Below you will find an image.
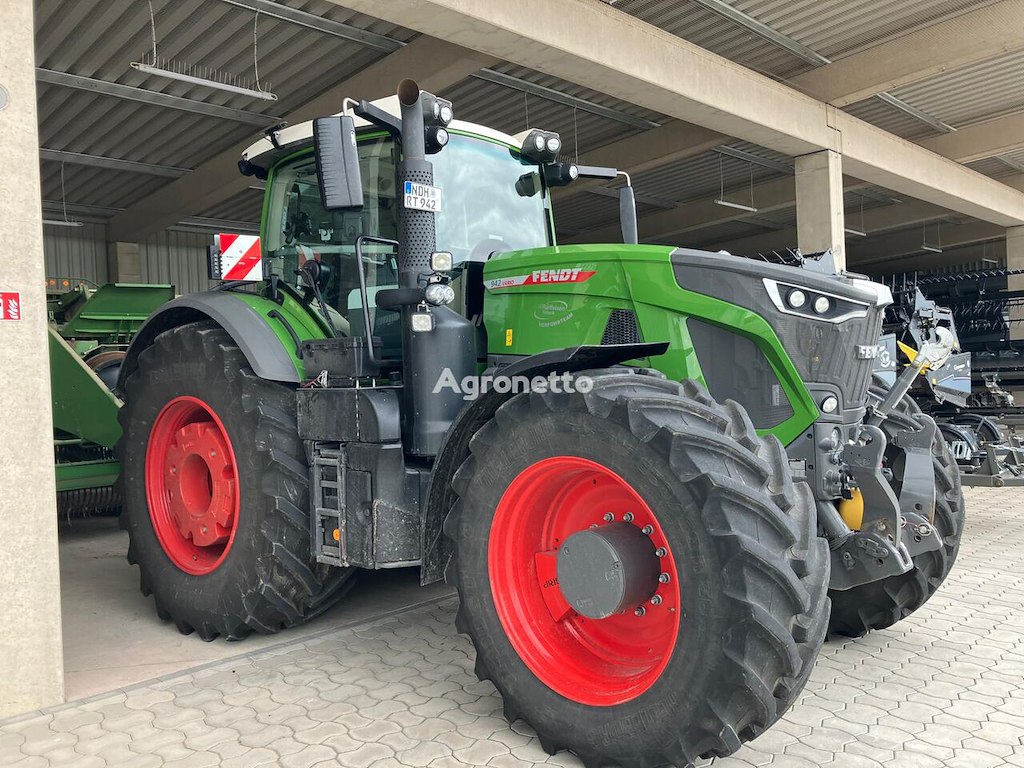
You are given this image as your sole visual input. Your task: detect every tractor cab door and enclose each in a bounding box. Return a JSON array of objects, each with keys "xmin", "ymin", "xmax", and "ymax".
[{"xmin": 265, "ymin": 137, "xmax": 404, "ymax": 356}]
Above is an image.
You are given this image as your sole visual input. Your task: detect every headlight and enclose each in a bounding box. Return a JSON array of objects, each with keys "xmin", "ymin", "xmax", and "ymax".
[
  {"xmin": 763, "ymin": 279, "xmax": 871, "ymax": 324},
  {"xmin": 425, "ymin": 126, "xmax": 449, "ymax": 154},
  {"xmin": 516, "ymin": 129, "xmax": 562, "ymax": 163},
  {"xmin": 820, "ymin": 395, "xmax": 838, "ymax": 414},
  {"xmin": 430, "ymin": 251, "xmax": 454, "ymax": 272},
  {"xmin": 424, "ymin": 96, "xmax": 454, "ymax": 127},
  {"xmin": 410, "ymin": 312, "xmax": 434, "ymax": 332},
  {"xmin": 424, "ymin": 283, "xmax": 456, "ymax": 306}
]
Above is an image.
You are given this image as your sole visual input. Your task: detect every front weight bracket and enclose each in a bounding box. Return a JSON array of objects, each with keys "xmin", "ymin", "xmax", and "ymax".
[{"xmin": 830, "ymin": 425, "xmax": 914, "ymax": 591}]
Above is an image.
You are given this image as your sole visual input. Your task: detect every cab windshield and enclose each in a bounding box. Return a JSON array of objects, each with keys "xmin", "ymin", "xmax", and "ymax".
[{"xmin": 263, "ymin": 132, "xmax": 550, "ymax": 327}]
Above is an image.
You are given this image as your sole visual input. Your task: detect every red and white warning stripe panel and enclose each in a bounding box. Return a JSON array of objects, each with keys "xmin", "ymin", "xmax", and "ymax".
[
  {"xmin": 484, "ymin": 268, "xmax": 596, "ymax": 290},
  {"xmin": 216, "ymin": 234, "xmax": 264, "ymax": 282}
]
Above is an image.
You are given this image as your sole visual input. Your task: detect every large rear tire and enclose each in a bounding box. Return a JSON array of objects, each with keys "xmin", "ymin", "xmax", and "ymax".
[
  {"xmin": 446, "ymin": 372, "xmax": 830, "ymax": 768},
  {"xmin": 118, "ymin": 321, "xmax": 355, "ymax": 640},
  {"xmin": 827, "ymin": 379, "xmax": 965, "ymax": 637}
]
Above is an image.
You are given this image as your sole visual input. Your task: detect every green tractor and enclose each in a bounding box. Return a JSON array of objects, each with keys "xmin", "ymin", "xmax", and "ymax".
[{"xmin": 117, "ymin": 80, "xmax": 964, "ymax": 767}]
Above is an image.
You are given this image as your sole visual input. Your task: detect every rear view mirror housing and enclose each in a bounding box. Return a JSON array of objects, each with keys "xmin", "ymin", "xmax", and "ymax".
[
  {"xmin": 313, "ymin": 116, "xmax": 364, "ymax": 210},
  {"xmin": 619, "ymin": 185, "xmax": 638, "ymax": 245}
]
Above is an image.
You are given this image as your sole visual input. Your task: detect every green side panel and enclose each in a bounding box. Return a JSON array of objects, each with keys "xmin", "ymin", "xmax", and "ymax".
[
  {"xmin": 483, "ymin": 244, "xmax": 818, "ymax": 444},
  {"xmin": 230, "ymin": 290, "xmax": 332, "ymax": 378},
  {"xmin": 61, "ymin": 283, "xmax": 176, "ymax": 342},
  {"xmin": 48, "ymin": 326, "xmax": 122, "ymax": 448},
  {"xmin": 483, "ymin": 244, "xmax": 667, "ymax": 354},
  {"xmin": 55, "ymin": 459, "xmax": 120, "ymax": 492}
]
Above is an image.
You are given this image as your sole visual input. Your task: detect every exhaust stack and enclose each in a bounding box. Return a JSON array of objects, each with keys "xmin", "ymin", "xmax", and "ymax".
[
  {"xmin": 394, "ymin": 80, "xmax": 475, "ymax": 457},
  {"xmin": 396, "ymin": 79, "xmax": 435, "ymax": 288}
]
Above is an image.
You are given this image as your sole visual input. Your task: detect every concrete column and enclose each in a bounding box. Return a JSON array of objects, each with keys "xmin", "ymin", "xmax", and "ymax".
[
  {"xmin": 0, "ymin": 0, "xmax": 65, "ymax": 715},
  {"xmin": 1008, "ymin": 227, "xmax": 1024, "ymax": 342},
  {"xmin": 796, "ymin": 150, "xmax": 846, "ymax": 269},
  {"xmin": 107, "ymin": 241, "xmax": 142, "ymax": 283}
]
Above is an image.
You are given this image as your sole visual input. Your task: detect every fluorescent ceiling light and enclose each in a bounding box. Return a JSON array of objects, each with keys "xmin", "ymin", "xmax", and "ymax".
[
  {"xmin": 131, "ymin": 63, "xmax": 277, "ymax": 102},
  {"xmin": 43, "ymin": 219, "xmax": 84, "ymax": 227},
  {"xmin": 714, "ymin": 199, "xmax": 758, "ymax": 213},
  {"xmin": 921, "ymin": 244, "xmax": 943, "ymax": 254},
  {"xmin": 844, "ymin": 228, "xmax": 867, "ymax": 237}
]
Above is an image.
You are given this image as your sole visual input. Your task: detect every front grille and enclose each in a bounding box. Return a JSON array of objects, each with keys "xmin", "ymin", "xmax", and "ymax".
[
  {"xmin": 779, "ymin": 312, "xmax": 880, "ymax": 408},
  {"xmin": 688, "ymin": 319, "xmax": 794, "ymax": 428},
  {"xmin": 671, "ymin": 250, "xmax": 885, "ymax": 410},
  {"xmin": 601, "ymin": 309, "xmax": 642, "ymax": 345}
]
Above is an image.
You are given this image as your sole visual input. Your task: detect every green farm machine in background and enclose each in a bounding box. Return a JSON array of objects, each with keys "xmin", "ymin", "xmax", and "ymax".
[
  {"xmin": 113, "ymin": 81, "xmax": 965, "ymax": 768},
  {"xmin": 48, "ymin": 280, "xmax": 174, "ymax": 515}
]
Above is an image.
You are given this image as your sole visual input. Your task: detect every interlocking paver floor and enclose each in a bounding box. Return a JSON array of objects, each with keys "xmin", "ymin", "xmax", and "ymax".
[{"xmin": 3, "ymin": 487, "xmax": 1023, "ymax": 767}]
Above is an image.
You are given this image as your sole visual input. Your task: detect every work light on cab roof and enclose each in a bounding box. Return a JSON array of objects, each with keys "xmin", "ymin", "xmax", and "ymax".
[
  {"xmin": 421, "ymin": 90, "xmax": 453, "ymax": 154},
  {"xmin": 516, "ymin": 128, "xmax": 561, "ymax": 163}
]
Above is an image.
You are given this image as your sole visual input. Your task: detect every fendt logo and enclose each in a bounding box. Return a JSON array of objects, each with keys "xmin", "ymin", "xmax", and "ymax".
[
  {"xmin": 484, "ymin": 268, "xmax": 596, "ymax": 290},
  {"xmin": 530, "ymin": 268, "xmax": 593, "ymax": 284}
]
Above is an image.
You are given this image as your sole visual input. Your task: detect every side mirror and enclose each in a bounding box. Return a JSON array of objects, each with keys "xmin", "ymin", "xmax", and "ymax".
[
  {"xmin": 619, "ymin": 185, "xmax": 638, "ymax": 245},
  {"xmin": 313, "ymin": 116, "xmax": 363, "ymax": 210}
]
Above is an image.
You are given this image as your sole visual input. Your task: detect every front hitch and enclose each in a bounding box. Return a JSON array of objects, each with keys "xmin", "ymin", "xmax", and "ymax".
[
  {"xmin": 829, "ymin": 425, "xmax": 914, "ymax": 591},
  {"xmin": 822, "ymin": 289, "xmax": 955, "ymax": 591},
  {"xmin": 826, "ymin": 414, "xmax": 944, "ymax": 590},
  {"xmin": 891, "ymin": 415, "xmax": 938, "ymax": 520}
]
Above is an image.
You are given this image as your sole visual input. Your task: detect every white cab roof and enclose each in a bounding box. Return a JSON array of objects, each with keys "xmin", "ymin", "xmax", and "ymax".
[{"xmin": 241, "ymin": 95, "xmax": 524, "ymax": 166}]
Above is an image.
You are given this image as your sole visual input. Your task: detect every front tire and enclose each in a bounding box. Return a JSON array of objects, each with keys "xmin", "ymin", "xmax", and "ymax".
[
  {"xmin": 118, "ymin": 321, "xmax": 355, "ymax": 640},
  {"xmin": 827, "ymin": 380, "xmax": 965, "ymax": 637},
  {"xmin": 446, "ymin": 373, "xmax": 830, "ymax": 768}
]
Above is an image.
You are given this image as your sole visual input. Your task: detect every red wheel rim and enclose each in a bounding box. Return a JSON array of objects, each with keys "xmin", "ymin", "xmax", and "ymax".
[
  {"xmin": 488, "ymin": 456, "xmax": 681, "ymax": 706},
  {"xmin": 145, "ymin": 396, "xmax": 240, "ymax": 575}
]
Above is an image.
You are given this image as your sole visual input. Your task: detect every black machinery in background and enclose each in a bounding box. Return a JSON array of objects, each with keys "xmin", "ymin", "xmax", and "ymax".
[
  {"xmin": 880, "ymin": 269, "xmax": 1024, "ymax": 486},
  {"xmin": 888, "ymin": 268, "xmax": 1024, "ymax": 394}
]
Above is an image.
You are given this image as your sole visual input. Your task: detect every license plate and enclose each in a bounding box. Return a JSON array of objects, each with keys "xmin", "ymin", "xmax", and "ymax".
[{"xmin": 403, "ymin": 181, "xmax": 443, "ymax": 212}]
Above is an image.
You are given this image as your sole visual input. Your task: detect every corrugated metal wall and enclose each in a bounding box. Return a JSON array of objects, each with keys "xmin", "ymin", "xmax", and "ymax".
[
  {"xmin": 42, "ymin": 223, "xmax": 214, "ymax": 295},
  {"xmin": 139, "ymin": 230, "xmax": 215, "ymax": 295},
  {"xmin": 44, "ymin": 222, "xmax": 108, "ymax": 286}
]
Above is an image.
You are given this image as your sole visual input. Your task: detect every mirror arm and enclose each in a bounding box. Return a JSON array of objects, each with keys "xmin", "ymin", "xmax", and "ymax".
[
  {"xmin": 573, "ymin": 164, "xmax": 619, "ymax": 180},
  {"xmin": 354, "ymin": 100, "xmax": 402, "ymax": 139}
]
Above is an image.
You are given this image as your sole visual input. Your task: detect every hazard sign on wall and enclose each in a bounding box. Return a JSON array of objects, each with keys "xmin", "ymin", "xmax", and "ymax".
[{"xmin": 0, "ymin": 292, "xmax": 21, "ymax": 321}]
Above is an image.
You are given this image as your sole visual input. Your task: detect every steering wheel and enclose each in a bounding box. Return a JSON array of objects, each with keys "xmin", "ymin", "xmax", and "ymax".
[{"xmin": 284, "ymin": 210, "xmax": 313, "ymax": 245}]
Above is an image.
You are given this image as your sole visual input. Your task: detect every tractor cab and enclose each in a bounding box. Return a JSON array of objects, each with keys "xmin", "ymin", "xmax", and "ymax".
[
  {"xmin": 238, "ymin": 92, "xmax": 638, "ymax": 372},
  {"xmin": 241, "ymin": 98, "xmax": 556, "ymax": 357}
]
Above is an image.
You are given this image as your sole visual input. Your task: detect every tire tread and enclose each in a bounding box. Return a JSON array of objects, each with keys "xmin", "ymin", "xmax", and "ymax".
[{"xmin": 445, "ymin": 371, "xmax": 830, "ymax": 768}]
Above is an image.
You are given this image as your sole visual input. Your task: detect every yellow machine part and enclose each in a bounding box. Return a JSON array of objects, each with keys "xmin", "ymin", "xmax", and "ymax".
[
  {"xmin": 838, "ymin": 490, "xmax": 864, "ymax": 531},
  {"xmin": 897, "ymin": 340, "xmax": 918, "ymax": 363}
]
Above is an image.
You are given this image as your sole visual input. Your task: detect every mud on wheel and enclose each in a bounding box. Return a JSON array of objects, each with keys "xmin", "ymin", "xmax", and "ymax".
[
  {"xmin": 446, "ymin": 371, "xmax": 831, "ymax": 768},
  {"xmin": 118, "ymin": 321, "xmax": 354, "ymax": 640},
  {"xmin": 828, "ymin": 377, "xmax": 965, "ymax": 637}
]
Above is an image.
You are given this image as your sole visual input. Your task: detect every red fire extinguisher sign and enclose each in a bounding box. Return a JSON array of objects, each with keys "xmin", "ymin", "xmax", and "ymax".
[{"xmin": 0, "ymin": 292, "xmax": 21, "ymax": 321}]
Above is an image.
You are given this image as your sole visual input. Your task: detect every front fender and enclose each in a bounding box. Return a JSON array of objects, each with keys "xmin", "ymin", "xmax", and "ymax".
[{"xmin": 118, "ymin": 291, "xmax": 320, "ymax": 390}]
